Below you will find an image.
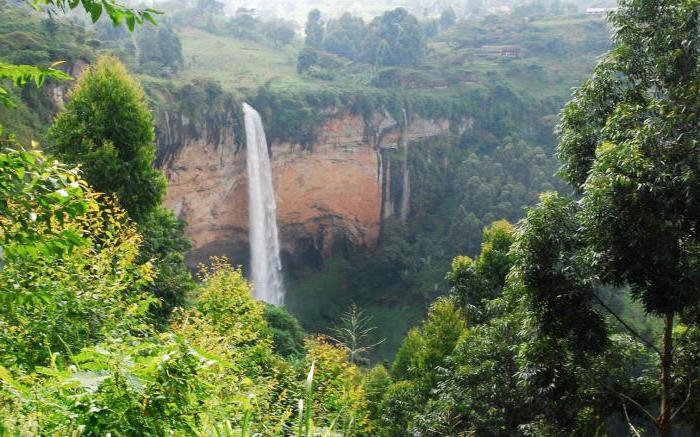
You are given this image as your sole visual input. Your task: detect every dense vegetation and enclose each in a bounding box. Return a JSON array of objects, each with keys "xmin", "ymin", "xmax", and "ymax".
[
  {"xmin": 1, "ymin": 39, "xmax": 373, "ymax": 435},
  {"xmin": 1, "ymin": 0, "xmax": 699, "ymax": 435},
  {"xmin": 300, "ymin": 8, "xmax": 427, "ymax": 69}
]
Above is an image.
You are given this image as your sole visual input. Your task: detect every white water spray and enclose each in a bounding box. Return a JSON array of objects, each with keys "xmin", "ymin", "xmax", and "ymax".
[{"xmin": 243, "ymin": 103, "xmax": 284, "ymax": 305}]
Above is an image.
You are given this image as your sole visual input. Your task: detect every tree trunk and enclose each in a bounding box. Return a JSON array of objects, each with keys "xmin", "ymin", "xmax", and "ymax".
[{"xmin": 658, "ymin": 312, "xmax": 674, "ymax": 437}]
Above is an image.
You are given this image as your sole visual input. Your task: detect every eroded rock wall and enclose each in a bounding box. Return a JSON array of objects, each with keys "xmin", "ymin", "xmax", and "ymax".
[{"xmin": 158, "ymin": 106, "xmax": 462, "ymax": 267}]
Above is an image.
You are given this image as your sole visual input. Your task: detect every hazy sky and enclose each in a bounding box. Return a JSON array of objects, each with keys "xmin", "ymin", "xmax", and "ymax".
[
  {"xmin": 218, "ymin": 0, "xmax": 463, "ymax": 22},
  {"xmin": 143, "ymin": 0, "xmax": 616, "ymax": 25},
  {"xmin": 210, "ymin": 0, "xmax": 615, "ymax": 23}
]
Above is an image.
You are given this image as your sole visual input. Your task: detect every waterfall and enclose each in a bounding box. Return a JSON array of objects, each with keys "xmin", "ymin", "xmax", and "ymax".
[
  {"xmin": 243, "ymin": 103, "xmax": 285, "ymax": 306},
  {"xmin": 399, "ymin": 107, "xmax": 410, "ymax": 222}
]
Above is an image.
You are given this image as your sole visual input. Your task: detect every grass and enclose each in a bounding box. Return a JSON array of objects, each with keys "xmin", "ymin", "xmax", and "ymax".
[{"xmin": 177, "ymin": 26, "xmax": 309, "ymax": 92}]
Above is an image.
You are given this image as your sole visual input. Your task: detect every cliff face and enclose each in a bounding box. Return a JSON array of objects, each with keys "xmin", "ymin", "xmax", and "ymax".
[{"xmin": 158, "ymin": 105, "xmax": 464, "ymax": 268}]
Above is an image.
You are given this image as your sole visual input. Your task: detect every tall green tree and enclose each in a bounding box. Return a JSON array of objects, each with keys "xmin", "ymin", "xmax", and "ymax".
[
  {"xmin": 304, "ymin": 9, "xmax": 324, "ymax": 49},
  {"xmin": 361, "ymin": 8, "xmax": 426, "ymax": 67},
  {"xmin": 518, "ymin": 1, "xmax": 700, "ymax": 434},
  {"xmin": 48, "ymin": 56, "xmax": 194, "ymax": 322},
  {"xmin": 49, "ymin": 56, "xmax": 165, "ymax": 221},
  {"xmin": 323, "ymin": 13, "xmax": 366, "ymax": 60}
]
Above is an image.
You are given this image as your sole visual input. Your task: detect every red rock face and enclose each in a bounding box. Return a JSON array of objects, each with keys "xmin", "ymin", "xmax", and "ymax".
[
  {"xmin": 161, "ymin": 109, "xmax": 459, "ymax": 264},
  {"xmin": 273, "ymin": 132, "xmax": 382, "ymax": 257}
]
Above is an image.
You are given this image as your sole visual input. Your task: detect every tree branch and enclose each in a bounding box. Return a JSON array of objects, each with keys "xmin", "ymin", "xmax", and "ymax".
[
  {"xmin": 671, "ymin": 380, "xmax": 693, "ymax": 421},
  {"xmin": 622, "ymin": 400, "xmax": 642, "ymax": 437},
  {"xmin": 608, "ymin": 387, "xmax": 659, "ymax": 429},
  {"xmin": 593, "ymin": 292, "xmax": 662, "ymax": 356}
]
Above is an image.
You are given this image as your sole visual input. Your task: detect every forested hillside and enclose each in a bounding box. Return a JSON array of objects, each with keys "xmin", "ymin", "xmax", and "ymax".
[{"xmin": 1, "ymin": 0, "xmax": 699, "ymax": 435}]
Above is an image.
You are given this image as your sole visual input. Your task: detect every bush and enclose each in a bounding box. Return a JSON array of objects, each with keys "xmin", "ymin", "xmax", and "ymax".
[{"xmin": 264, "ymin": 304, "xmax": 306, "ymax": 358}]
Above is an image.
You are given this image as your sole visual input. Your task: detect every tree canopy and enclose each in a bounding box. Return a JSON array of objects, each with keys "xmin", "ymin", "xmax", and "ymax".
[
  {"xmin": 519, "ymin": 0, "xmax": 700, "ymax": 433},
  {"xmin": 48, "ymin": 55, "xmax": 165, "ymax": 222}
]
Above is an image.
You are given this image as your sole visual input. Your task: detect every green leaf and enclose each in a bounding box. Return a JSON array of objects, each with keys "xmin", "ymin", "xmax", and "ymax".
[
  {"xmin": 90, "ymin": 3, "xmax": 102, "ymax": 22},
  {"xmin": 126, "ymin": 14, "xmax": 135, "ymax": 31},
  {"xmin": 142, "ymin": 11, "xmax": 157, "ymax": 26}
]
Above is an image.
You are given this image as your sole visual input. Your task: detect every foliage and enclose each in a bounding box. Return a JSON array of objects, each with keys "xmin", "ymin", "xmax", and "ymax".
[
  {"xmin": 379, "ymin": 216, "xmax": 657, "ymax": 435},
  {"xmin": 439, "ymin": 7, "xmax": 457, "ymax": 29},
  {"xmin": 171, "ymin": 258, "xmax": 300, "ymax": 431},
  {"xmin": 193, "ymin": 258, "xmax": 273, "ymax": 371},
  {"xmin": 297, "ymin": 48, "xmax": 319, "ymax": 74},
  {"xmin": 447, "ymin": 220, "xmax": 514, "ymax": 323},
  {"xmin": 0, "ymin": 146, "xmax": 89, "ymax": 267},
  {"xmin": 303, "ymin": 336, "xmax": 370, "ymax": 434},
  {"xmin": 0, "ymin": 61, "xmax": 69, "ymax": 108},
  {"xmin": 528, "ymin": 0, "xmax": 700, "ymax": 433},
  {"xmin": 48, "ymin": 55, "xmax": 193, "ymax": 324},
  {"xmin": 219, "ymin": 9, "xmax": 296, "ymax": 48},
  {"xmin": 304, "ymin": 9, "xmax": 324, "ymax": 49},
  {"xmin": 330, "ymin": 303, "xmax": 385, "ymax": 366},
  {"xmin": 511, "ymin": 1, "xmax": 700, "ymax": 433},
  {"xmin": 301, "ymin": 8, "xmax": 425, "ymax": 67},
  {"xmin": 0, "ymin": 146, "xmax": 154, "ymax": 370},
  {"xmin": 0, "ymin": 1, "xmax": 101, "ymax": 141},
  {"xmin": 0, "ymin": 4, "xmax": 381, "ymax": 436},
  {"xmin": 264, "ymin": 304, "xmax": 306, "ymax": 359},
  {"xmin": 137, "ymin": 206, "xmax": 195, "ymax": 323},
  {"xmin": 0, "ymin": 334, "xmax": 216, "ymax": 434},
  {"xmin": 363, "ymin": 365, "xmax": 391, "ymax": 426},
  {"xmin": 136, "ymin": 23, "xmax": 183, "ymax": 77},
  {"xmin": 361, "ymin": 8, "xmax": 426, "ymax": 67},
  {"xmin": 32, "ymin": 0, "xmax": 160, "ymax": 31},
  {"xmin": 48, "ymin": 55, "xmax": 165, "ymax": 222},
  {"xmin": 0, "ymin": 0, "xmax": 154, "ymax": 115},
  {"xmin": 323, "ymin": 13, "xmax": 367, "ymax": 60},
  {"xmin": 250, "ymin": 86, "xmax": 319, "ymax": 147}
]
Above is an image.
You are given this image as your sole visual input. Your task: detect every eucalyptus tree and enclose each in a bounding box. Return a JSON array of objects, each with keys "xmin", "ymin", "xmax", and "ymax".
[{"xmin": 515, "ymin": 1, "xmax": 700, "ymax": 435}]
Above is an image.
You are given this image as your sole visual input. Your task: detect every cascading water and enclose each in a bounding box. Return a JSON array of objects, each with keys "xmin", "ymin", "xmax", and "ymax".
[{"xmin": 243, "ymin": 103, "xmax": 285, "ymax": 306}]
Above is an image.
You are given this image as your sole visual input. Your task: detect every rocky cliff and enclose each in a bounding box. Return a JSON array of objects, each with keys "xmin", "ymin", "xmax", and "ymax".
[{"xmin": 157, "ymin": 104, "xmax": 466, "ymax": 268}]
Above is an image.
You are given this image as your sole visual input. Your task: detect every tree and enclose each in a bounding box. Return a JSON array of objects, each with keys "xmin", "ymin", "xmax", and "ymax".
[
  {"xmin": 361, "ymin": 8, "xmax": 426, "ymax": 67},
  {"xmin": 157, "ymin": 25, "xmax": 183, "ymax": 71},
  {"xmin": 136, "ymin": 24, "xmax": 183, "ymax": 76},
  {"xmin": 49, "ymin": 55, "xmax": 165, "ymax": 221},
  {"xmin": 439, "ymin": 7, "xmax": 456, "ymax": 29},
  {"xmin": 519, "ymin": 1, "xmax": 700, "ymax": 434},
  {"xmin": 296, "ymin": 48, "xmax": 318, "ymax": 73},
  {"xmin": 304, "ymin": 9, "xmax": 324, "ymax": 49},
  {"xmin": 0, "ymin": 145, "xmax": 155, "ymax": 368},
  {"xmin": 323, "ymin": 13, "xmax": 366, "ymax": 60},
  {"xmin": 447, "ymin": 220, "xmax": 514, "ymax": 323},
  {"xmin": 196, "ymin": 0, "xmax": 224, "ymax": 27},
  {"xmin": 137, "ymin": 206, "xmax": 194, "ymax": 322},
  {"xmin": 48, "ymin": 56, "xmax": 193, "ymax": 322},
  {"xmin": 380, "ymin": 298, "xmax": 467, "ymax": 434},
  {"xmin": 264, "ymin": 20, "xmax": 296, "ymax": 47},
  {"xmin": 422, "ymin": 19, "xmax": 439, "ymax": 39}
]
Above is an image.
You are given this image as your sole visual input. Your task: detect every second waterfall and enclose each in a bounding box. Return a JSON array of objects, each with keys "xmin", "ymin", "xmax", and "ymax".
[{"xmin": 243, "ymin": 103, "xmax": 285, "ymax": 306}]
